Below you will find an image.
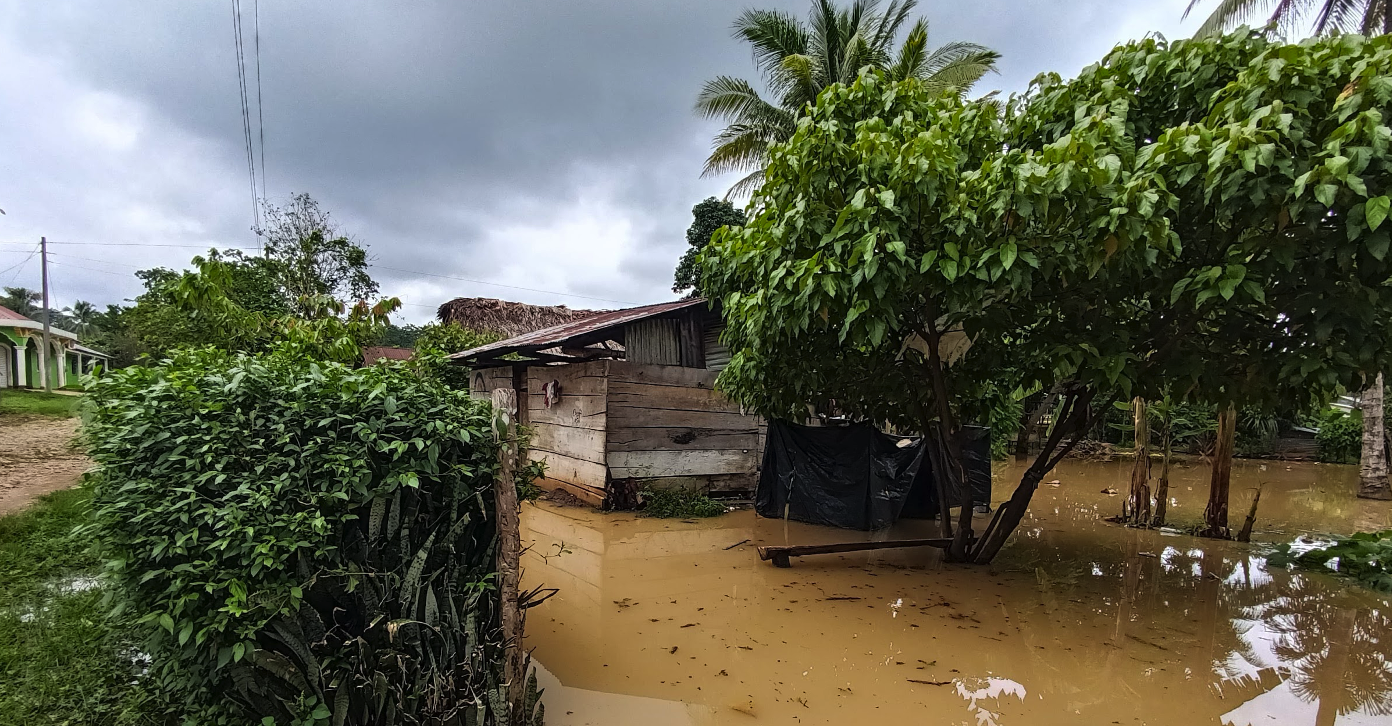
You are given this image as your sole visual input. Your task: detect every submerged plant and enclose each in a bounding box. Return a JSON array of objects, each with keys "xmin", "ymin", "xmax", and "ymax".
[
  {"xmin": 639, "ymin": 488, "xmax": 728, "ymax": 519},
  {"xmin": 1269, "ymin": 531, "xmax": 1392, "ymax": 593}
]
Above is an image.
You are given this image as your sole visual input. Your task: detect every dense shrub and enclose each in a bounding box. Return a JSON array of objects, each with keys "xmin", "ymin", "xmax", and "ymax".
[
  {"xmin": 1315, "ymin": 410, "xmax": 1362, "ymax": 464},
  {"xmin": 639, "ymin": 487, "xmax": 727, "ymax": 518},
  {"xmin": 84, "ymin": 349, "xmax": 539, "ymax": 725}
]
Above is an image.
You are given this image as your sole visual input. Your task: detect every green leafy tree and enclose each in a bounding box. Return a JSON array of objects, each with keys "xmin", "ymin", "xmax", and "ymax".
[
  {"xmin": 256, "ymin": 193, "xmax": 379, "ymax": 316},
  {"xmin": 696, "ymin": 0, "xmax": 998, "ymax": 195},
  {"xmin": 705, "ymin": 31, "xmax": 1392, "ymax": 561},
  {"xmin": 1186, "ymin": 0, "xmax": 1392, "ymax": 37},
  {"xmin": 0, "ymin": 287, "xmax": 40, "ymax": 317},
  {"xmin": 61, "ymin": 300, "xmax": 98, "ymax": 336},
  {"xmin": 374, "ymin": 323, "xmax": 424, "ymax": 348},
  {"xmin": 411, "ymin": 323, "xmax": 503, "ymax": 389},
  {"xmin": 673, "ymin": 197, "xmax": 746, "ymax": 294}
]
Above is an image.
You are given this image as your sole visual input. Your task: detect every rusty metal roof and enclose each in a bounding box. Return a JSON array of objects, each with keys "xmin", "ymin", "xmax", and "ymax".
[
  {"xmin": 450, "ymin": 298, "xmax": 707, "ymax": 363},
  {"xmin": 0, "ymin": 305, "xmax": 30, "ymax": 322}
]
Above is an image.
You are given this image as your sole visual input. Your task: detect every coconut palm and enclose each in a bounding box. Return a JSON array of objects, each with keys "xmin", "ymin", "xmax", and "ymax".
[
  {"xmin": 697, "ymin": 0, "xmax": 998, "ymax": 196},
  {"xmin": 0, "ymin": 286, "xmax": 40, "ymax": 317},
  {"xmin": 1186, "ymin": 0, "xmax": 1392, "ymax": 37},
  {"xmin": 63, "ymin": 300, "xmax": 98, "ymax": 335}
]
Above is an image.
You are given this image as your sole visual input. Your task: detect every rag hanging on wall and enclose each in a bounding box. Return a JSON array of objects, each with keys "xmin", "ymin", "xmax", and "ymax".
[{"xmin": 543, "ymin": 380, "xmax": 562, "ymax": 408}]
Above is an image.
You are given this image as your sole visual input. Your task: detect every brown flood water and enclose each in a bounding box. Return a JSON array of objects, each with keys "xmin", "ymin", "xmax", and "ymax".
[{"xmin": 520, "ymin": 458, "xmax": 1392, "ymax": 726}]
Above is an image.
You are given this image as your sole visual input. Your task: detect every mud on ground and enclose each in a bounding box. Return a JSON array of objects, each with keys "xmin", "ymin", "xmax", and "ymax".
[{"xmin": 0, "ymin": 417, "xmax": 88, "ymax": 515}]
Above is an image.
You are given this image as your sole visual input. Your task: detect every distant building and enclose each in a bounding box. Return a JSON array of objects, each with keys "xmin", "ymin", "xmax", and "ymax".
[{"xmin": 0, "ymin": 305, "xmax": 111, "ymax": 389}]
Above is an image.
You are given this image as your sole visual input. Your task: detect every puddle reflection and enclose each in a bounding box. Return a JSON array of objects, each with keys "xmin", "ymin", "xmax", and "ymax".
[{"xmin": 522, "ymin": 459, "xmax": 1392, "ymax": 725}]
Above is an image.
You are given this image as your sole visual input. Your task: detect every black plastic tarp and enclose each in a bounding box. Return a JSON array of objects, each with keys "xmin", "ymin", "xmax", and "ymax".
[{"xmin": 756, "ymin": 419, "xmax": 991, "ymax": 531}]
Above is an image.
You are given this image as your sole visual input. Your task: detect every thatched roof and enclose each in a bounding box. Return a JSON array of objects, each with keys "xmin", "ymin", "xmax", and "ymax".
[{"xmin": 435, "ymin": 297, "xmax": 600, "ymax": 338}]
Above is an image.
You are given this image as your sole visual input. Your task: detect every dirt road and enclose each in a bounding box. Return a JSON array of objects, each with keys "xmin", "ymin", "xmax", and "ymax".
[{"xmin": 0, "ymin": 417, "xmax": 88, "ymax": 515}]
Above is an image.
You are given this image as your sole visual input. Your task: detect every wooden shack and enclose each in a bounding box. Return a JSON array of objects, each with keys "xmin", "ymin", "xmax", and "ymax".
[{"xmin": 455, "ymin": 299, "xmax": 762, "ymax": 507}]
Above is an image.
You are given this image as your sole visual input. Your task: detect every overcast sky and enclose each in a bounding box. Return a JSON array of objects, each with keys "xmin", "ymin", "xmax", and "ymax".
[{"xmin": 0, "ymin": 0, "xmax": 1203, "ymax": 324}]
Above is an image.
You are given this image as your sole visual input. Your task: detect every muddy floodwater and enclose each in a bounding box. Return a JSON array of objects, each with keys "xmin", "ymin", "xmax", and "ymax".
[{"xmin": 520, "ymin": 458, "xmax": 1392, "ymax": 726}]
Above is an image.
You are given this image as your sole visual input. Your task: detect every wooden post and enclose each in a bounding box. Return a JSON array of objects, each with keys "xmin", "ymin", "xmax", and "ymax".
[
  {"xmin": 1151, "ymin": 408, "xmax": 1172, "ymax": 527},
  {"xmin": 490, "ymin": 388, "xmax": 524, "ymax": 719},
  {"xmin": 1236, "ymin": 485, "xmax": 1262, "ymax": 543},
  {"xmin": 1202, "ymin": 404, "xmax": 1236, "ymax": 539},
  {"xmin": 1126, "ymin": 397, "xmax": 1151, "ymax": 526},
  {"xmin": 1359, "ymin": 373, "xmax": 1392, "ymax": 500},
  {"xmin": 39, "ymin": 236, "xmax": 51, "ymax": 393}
]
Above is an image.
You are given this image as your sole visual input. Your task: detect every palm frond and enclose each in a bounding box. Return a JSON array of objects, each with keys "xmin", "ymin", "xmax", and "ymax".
[
  {"xmin": 919, "ymin": 47, "xmax": 1000, "ymax": 94},
  {"xmin": 733, "ymin": 8, "xmax": 810, "ymax": 76},
  {"xmin": 1313, "ymin": 0, "xmax": 1372, "ymax": 33},
  {"xmin": 920, "ymin": 40, "xmax": 999, "ymax": 81},
  {"xmin": 723, "ymin": 169, "xmax": 768, "ymax": 201},
  {"xmin": 1186, "ymin": 0, "xmax": 1282, "ymax": 35},
  {"xmin": 1365, "ymin": 0, "xmax": 1392, "ymax": 34},
  {"xmin": 695, "ymin": 76, "xmax": 783, "ymax": 122},
  {"xmin": 780, "ymin": 54, "xmax": 823, "ymax": 109},
  {"xmin": 702, "ymin": 115, "xmax": 795, "ymax": 177},
  {"xmin": 809, "ymin": 0, "xmax": 846, "ymax": 85},
  {"xmin": 870, "ymin": 0, "xmax": 917, "ymax": 51},
  {"xmin": 888, "ymin": 18, "xmax": 929, "ymax": 81}
]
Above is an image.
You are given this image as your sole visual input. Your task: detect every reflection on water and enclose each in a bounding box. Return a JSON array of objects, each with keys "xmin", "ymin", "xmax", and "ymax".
[{"xmin": 521, "ymin": 459, "xmax": 1392, "ymax": 725}]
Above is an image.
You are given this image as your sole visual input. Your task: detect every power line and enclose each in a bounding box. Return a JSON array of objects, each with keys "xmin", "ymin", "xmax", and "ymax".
[
  {"xmin": 47, "ymin": 260, "xmax": 129, "ymax": 277},
  {"xmin": 0, "ymin": 243, "xmax": 40, "ymax": 282},
  {"xmin": 0, "ymin": 241, "xmax": 259, "ymax": 250},
  {"xmin": 231, "ymin": 0, "xmax": 259, "ymax": 230},
  {"xmin": 253, "ymin": 0, "xmax": 266, "ymax": 200}
]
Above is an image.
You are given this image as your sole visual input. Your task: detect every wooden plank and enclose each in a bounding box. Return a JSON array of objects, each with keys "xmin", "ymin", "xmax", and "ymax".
[
  {"xmin": 530, "ymin": 449, "xmax": 608, "ymax": 491},
  {"xmin": 606, "ymin": 426, "xmax": 759, "ymax": 452},
  {"xmin": 528, "ymin": 362, "xmax": 609, "ymax": 397},
  {"xmin": 607, "ymin": 380, "xmax": 745, "ymax": 413},
  {"xmin": 527, "ymin": 393, "xmax": 606, "ymax": 430},
  {"xmin": 608, "ymin": 360, "xmax": 719, "ymax": 389},
  {"xmin": 626, "ymin": 319, "xmax": 681, "ymax": 366},
  {"xmin": 529, "ymin": 422, "xmax": 607, "ymax": 464},
  {"xmin": 630, "ymin": 473, "xmax": 757, "ymax": 492},
  {"xmin": 535, "ymin": 476, "xmax": 605, "ymax": 507},
  {"xmin": 606, "ymin": 407, "xmax": 757, "ymax": 430},
  {"xmin": 679, "ymin": 308, "xmax": 704, "ymax": 368},
  {"xmin": 757, "ymin": 538, "xmax": 960, "ymax": 568},
  {"xmin": 608, "ymin": 449, "xmax": 757, "ymax": 478}
]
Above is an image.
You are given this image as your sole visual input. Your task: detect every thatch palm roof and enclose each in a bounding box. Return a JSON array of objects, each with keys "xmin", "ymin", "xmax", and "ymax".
[{"xmin": 435, "ymin": 297, "xmax": 600, "ymax": 338}]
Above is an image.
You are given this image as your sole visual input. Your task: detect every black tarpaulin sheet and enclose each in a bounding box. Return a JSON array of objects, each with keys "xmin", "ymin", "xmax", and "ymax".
[
  {"xmin": 899, "ymin": 425, "xmax": 992, "ymax": 519},
  {"xmin": 756, "ymin": 420, "xmax": 991, "ymax": 531}
]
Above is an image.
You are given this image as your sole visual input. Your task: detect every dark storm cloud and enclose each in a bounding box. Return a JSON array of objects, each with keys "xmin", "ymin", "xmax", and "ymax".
[{"xmin": 0, "ymin": 0, "xmax": 1198, "ymax": 322}]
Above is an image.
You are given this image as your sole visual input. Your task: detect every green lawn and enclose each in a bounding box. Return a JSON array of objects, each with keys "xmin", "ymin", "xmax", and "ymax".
[
  {"xmin": 0, "ymin": 390, "xmax": 83, "ymax": 419},
  {"xmin": 0, "ymin": 489, "xmax": 155, "ymax": 724}
]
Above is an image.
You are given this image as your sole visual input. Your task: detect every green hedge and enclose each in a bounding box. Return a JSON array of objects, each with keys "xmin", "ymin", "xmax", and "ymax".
[{"xmin": 84, "ymin": 348, "xmax": 536, "ymax": 725}]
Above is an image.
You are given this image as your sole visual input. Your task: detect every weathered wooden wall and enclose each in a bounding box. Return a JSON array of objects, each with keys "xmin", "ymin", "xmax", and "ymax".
[
  {"xmin": 625, "ymin": 319, "xmax": 681, "ymax": 366},
  {"xmin": 526, "ymin": 360, "xmax": 610, "ymax": 505},
  {"xmin": 469, "ymin": 367, "xmax": 514, "ymax": 401},
  {"xmin": 604, "ymin": 360, "xmax": 760, "ymax": 492}
]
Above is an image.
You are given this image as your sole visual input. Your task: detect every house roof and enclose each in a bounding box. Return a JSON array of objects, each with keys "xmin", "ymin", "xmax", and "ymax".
[
  {"xmin": 0, "ymin": 305, "xmax": 29, "ymax": 322},
  {"xmin": 436, "ymin": 297, "xmax": 599, "ymax": 338},
  {"xmin": 450, "ymin": 298, "xmax": 708, "ymax": 366},
  {"xmin": 72, "ymin": 343, "xmax": 110, "ymax": 358},
  {"xmin": 0, "ymin": 305, "xmax": 79, "ymax": 340},
  {"xmin": 363, "ymin": 346, "xmax": 413, "ymax": 364}
]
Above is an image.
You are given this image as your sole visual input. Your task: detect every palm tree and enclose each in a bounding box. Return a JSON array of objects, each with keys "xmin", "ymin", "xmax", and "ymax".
[
  {"xmin": 696, "ymin": 0, "xmax": 999, "ymax": 196},
  {"xmin": 0, "ymin": 286, "xmax": 41, "ymax": 317},
  {"xmin": 1186, "ymin": 0, "xmax": 1392, "ymax": 37},
  {"xmin": 63, "ymin": 300, "xmax": 98, "ymax": 336}
]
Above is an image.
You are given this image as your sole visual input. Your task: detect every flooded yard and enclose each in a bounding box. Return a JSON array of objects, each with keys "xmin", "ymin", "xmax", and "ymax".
[{"xmin": 520, "ymin": 457, "xmax": 1392, "ymax": 726}]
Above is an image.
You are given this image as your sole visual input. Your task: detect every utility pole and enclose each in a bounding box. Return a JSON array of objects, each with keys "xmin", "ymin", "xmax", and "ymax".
[{"xmin": 40, "ymin": 236, "xmax": 51, "ymax": 393}]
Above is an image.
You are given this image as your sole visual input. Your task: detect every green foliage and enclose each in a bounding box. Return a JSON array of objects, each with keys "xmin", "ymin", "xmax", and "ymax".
[
  {"xmin": 705, "ymin": 32, "xmax": 1392, "ymax": 457},
  {"xmin": 1316, "ymin": 408, "xmax": 1363, "ymax": 463},
  {"xmin": 981, "ymin": 386, "xmax": 1024, "ymax": 460},
  {"xmin": 169, "ymin": 255, "xmax": 400, "ymax": 366},
  {"xmin": 639, "ymin": 488, "xmax": 728, "ymax": 519},
  {"xmin": 0, "ymin": 489, "xmax": 157, "ymax": 724},
  {"xmin": 409, "ymin": 323, "xmax": 504, "ymax": 389},
  {"xmin": 696, "ymin": 0, "xmax": 998, "ymax": 193},
  {"xmin": 674, "ymin": 198, "xmax": 746, "ymax": 295},
  {"xmin": 0, "ymin": 286, "xmax": 41, "ymax": 317},
  {"xmin": 1269, "ymin": 530, "xmax": 1392, "ymax": 593},
  {"xmin": 255, "ymin": 193, "xmax": 380, "ymax": 317},
  {"xmin": 124, "ymin": 249, "xmax": 290, "ymax": 360},
  {"xmin": 83, "ymin": 348, "xmax": 526, "ymax": 725},
  {"xmin": 1187, "ymin": 0, "xmax": 1392, "ymax": 38},
  {"xmin": 0, "ymin": 389, "xmax": 82, "ymax": 419},
  {"xmin": 376, "ymin": 323, "xmax": 424, "ymax": 348}
]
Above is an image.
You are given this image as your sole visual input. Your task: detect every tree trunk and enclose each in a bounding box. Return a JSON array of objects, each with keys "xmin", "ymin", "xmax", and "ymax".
[
  {"xmin": 1359, "ymin": 373, "xmax": 1392, "ymax": 500},
  {"xmin": 972, "ymin": 389, "xmax": 1100, "ymax": 563},
  {"xmin": 1151, "ymin": 410, "xmax": 1172, "ymax": 527},
  {"xmin": 490, "ymin": 388, "xmax": 525, "ymax": 718},
  {"xmin": 1236, "ymin": 485, "xmax": 1262, "ymax": 542},
  {"xmin": 918, "ymin": 320, "xmax": 971, "ymax": 559},
  {"xmin": 1202, "ymin": 404, "xmax": 1235, "ymax": 539},
  {"xmin": 1126, "ymin": 397, "xmax": 1151, "ymax": 526}
]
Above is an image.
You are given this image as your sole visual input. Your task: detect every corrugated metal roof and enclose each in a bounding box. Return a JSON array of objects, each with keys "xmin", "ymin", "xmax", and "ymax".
[
  {"xmin": 451, "ymin": 298, "xmax": 708, "ymax": 361},
  {"xmin": 0, "ymin": 305, "xmax": 31, "ymax": 322}
]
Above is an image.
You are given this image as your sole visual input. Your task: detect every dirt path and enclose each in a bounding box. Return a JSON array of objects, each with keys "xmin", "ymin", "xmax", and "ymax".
[{"xmin": 0, "ymin": 417, "xmax": 88, "ymax": 515}]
